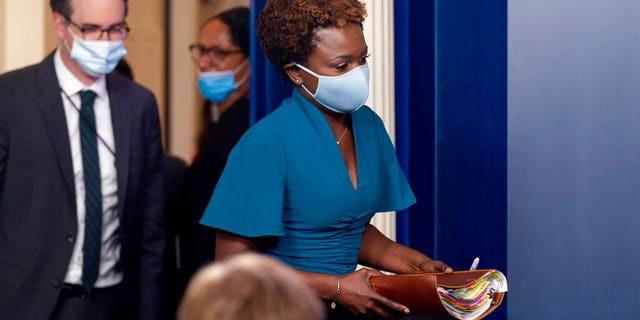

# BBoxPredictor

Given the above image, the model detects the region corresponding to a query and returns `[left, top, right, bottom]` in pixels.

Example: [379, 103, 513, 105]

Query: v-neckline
[338, 117, 359, 192]
[293, 90, 360, 192]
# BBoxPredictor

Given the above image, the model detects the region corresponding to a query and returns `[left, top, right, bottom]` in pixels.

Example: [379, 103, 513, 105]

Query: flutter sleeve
[199, 123, 287, 237]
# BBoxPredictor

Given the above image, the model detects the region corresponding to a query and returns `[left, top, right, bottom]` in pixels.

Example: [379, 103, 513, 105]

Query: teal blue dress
[200, 90, 415, 275]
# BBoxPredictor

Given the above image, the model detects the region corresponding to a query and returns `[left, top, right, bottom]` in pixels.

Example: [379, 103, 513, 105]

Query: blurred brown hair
[178, 253, 325, 320]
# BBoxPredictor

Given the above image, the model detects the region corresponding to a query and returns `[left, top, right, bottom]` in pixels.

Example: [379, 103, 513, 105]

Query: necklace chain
[336, 120, 349, 145]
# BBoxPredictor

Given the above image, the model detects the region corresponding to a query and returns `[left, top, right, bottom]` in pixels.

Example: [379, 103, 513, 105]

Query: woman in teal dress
[200, 0, 453, 318]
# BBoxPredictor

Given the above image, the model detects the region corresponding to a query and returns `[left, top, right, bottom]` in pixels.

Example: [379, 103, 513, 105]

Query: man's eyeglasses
[189, 44, 243, 63]
[66, 17, 130, 41]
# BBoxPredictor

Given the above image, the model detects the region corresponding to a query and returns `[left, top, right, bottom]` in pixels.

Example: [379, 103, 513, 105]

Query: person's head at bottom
[177, 253, 325, 320]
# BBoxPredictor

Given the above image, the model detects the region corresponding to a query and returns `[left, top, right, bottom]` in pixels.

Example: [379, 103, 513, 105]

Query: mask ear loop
[233, 58, 249, 73]
[292, 62, 320, 78]
[291, 62, 317, 96]
[61, 27, 75, 54]
[232, 59, 250, 89]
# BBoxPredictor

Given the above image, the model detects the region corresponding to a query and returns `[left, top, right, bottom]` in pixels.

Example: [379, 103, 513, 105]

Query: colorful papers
[437, 270, 508, 320]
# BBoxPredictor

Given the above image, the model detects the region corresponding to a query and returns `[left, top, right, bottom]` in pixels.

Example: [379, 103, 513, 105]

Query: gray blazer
[0, 52, 165, 320]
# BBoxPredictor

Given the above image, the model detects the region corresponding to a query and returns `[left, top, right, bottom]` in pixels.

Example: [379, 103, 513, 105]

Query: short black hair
[50, 0, 129, 19]
[203, 7, 250, 57]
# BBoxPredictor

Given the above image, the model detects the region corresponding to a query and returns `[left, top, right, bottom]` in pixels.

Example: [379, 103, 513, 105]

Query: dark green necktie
[79, 90, 102, 291]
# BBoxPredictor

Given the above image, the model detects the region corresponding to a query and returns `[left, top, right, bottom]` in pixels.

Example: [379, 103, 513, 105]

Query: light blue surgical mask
[65, 29, 127, 77]
[198, 59, 249, 103]
[293, 62, 370, 113]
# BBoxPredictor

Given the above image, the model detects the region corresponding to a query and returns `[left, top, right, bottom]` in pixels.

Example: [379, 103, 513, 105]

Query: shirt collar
[54, 48, 108, 99]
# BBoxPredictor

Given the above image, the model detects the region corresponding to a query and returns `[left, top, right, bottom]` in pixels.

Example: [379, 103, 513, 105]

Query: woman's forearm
[358, 223, 450, 274]
[214, 229, 261, 260]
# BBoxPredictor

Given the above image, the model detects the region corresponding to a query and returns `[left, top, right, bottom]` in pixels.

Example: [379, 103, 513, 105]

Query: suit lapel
[107, 75, 131, 216]
[36, 53, 76, 205]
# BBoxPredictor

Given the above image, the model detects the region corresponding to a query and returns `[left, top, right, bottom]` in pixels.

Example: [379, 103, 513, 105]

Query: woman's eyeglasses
[189, 44, 243, 63]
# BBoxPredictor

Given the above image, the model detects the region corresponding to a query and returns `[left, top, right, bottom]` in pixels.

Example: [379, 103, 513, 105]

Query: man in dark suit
[0, 0, 164, 319]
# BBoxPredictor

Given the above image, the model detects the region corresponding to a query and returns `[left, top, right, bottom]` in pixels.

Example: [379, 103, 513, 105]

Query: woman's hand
[337, 268, 409, 319]
[358, 224, 454, 275]
[417, 259, 453, 274]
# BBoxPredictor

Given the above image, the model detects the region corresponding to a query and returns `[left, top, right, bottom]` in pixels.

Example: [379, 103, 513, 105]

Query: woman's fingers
[340, 268, 413, 318]
[419, 259, 453, 273]
[373, 293, 410, 315]
[435, 260, 453, 273]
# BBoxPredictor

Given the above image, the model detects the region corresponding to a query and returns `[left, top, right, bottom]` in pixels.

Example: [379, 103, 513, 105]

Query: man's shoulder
[106, 73, 159, 115]
[107, 73, 153, 96]
[0, 54, 56, 94]
[0, 62, 41, 89]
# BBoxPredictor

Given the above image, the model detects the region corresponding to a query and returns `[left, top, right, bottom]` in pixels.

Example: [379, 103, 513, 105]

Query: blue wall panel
[434, 0, 508, 277]
[434, 1, 508, 318]
[394, 0, 437, 255]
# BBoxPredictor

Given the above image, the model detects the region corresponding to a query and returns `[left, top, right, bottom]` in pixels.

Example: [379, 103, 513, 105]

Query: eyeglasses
[65, 17, 130, 41]
[189, 44, 243, 63]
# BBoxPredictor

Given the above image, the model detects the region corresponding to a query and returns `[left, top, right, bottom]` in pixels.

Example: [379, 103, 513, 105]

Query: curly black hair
[256, 0, 366, 81]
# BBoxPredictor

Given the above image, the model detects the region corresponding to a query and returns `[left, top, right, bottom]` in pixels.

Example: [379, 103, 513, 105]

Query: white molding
[362, 0, 397, 241]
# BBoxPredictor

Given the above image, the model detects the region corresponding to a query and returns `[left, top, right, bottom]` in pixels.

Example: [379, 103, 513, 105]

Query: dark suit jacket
[0, 52, 165, 320]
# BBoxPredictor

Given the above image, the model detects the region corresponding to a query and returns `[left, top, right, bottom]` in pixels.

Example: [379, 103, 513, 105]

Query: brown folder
[369, 269, 506, 320]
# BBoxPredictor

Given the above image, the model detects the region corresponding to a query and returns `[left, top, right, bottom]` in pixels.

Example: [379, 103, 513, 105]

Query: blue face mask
[66, 29, 127, 77]
[198, 59, 249, 103]
[293, 62, 370, 113]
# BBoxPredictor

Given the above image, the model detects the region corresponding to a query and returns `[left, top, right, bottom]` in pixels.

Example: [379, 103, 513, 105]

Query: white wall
[0, 0, 47, 72]
[167, 0, 199, 162]
[362, 0, 397, 240]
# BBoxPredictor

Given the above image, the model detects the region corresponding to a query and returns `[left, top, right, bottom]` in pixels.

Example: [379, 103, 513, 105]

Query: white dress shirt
[54, 49, 122, 288]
